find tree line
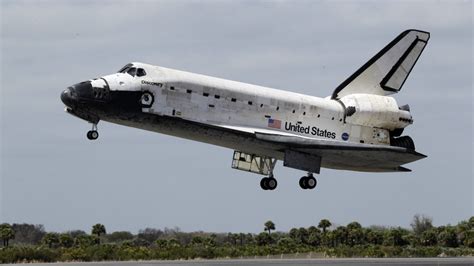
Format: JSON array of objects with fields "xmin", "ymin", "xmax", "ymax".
[{"xmin": 0, "ymin": 215, "xmax": 473, "ymax": 263}]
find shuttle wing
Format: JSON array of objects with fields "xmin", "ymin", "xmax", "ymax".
[
  {"xmin": 211, "ymin": 123, "xmax": 426, "ymax": 172},
  {"xmin": 255, "ymin": 132, "xmax": 426, "ymax": 172},
  {"xmin": 331, "ymin": 29, "xmax": 430, "ymax": 99}
]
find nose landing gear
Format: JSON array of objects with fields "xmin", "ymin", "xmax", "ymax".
[{"xmin": 87, "ymin": 123, "xmax": 99, "ymax": 140}]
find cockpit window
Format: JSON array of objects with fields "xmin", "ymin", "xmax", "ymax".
[
  {"xmin": 118, "ymin": 64, "xmax": 146, "ymax": 77},
  {"xmin": 137, "ymin": 68, "xmax": 147, "ymax": 77},
  {"xmin": 127, "ymin": 67, "xmax": 137, "ymax": 76},
  {"xmin": 118, "ymin": 63, "xmax": 133, "ymax": 73}
]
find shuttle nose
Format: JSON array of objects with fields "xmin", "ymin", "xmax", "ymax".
[{"xmin": 61, "ymin": 87, "xmax": 75, "ymax": 107}]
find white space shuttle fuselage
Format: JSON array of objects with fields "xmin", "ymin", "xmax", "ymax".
[
  {"xmin": 103, "ymin": 63, "xmax": 410, "ymax": 147},
  {"xmin": 61, "ymin": 29, "xmax": 429, "ymax": 190}
]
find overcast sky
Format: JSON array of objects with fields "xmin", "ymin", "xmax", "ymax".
[{"xmin": 1, "ymin": 1, "xmax": 472, "ymax": 234}]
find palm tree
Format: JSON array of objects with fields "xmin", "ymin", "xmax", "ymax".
[
  {"xmin": 59, "ymin": 233, "xmax": 74, "ymax": 248},
  {"xmin": 74, "ymin": 234, "xmax": 96, "ymax": 247},
  {"xmin": 91, "ymin": 224, "xmax": 106, "ymax": 244},
  {"xmin": 318, "ymin": 219, "xmax": 332, "ymax": 234},
  {"xmin": 0, "ymin": 223, "xmax": 15, "ymax": 247},
  {"xmin": 227, "ymin": 233, "xmax": 238, "ymax": 245},
  {"xmin": 42, "ymin": 233, "xmax": 59, "ymax": 248},
  {"xmin": 239, "ymin": 233, "xmax": 245, "ymax": 246},
  {"xmin": 264, "ymin": 220, "xmax": 275, "ymax": 235},
  {"xmin": 410, "ymin": 214, "xmax": 433, "ymax": 236},
  {"xmin": 332, "ymin": 226, "xmax": 348, "ymax": 246}
]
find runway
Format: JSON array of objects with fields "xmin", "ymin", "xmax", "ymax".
[{"xmin": 10, "ymin": 257, "xmax": 473, "ymax": 266}]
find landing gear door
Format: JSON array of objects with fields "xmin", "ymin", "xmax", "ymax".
[{"xmin": 231, "ymin": 151, "xmax": 276, "ymax": 176}]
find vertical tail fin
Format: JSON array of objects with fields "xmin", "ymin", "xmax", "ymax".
[{"xmin": 331, "ymin": 29, "xmax": 430, "ymax": 99}]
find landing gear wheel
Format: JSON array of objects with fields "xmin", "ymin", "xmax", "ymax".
[
  {"xmin": 260, "ymin": 178, "xmax": 269, "ymax": 190},
  {"xmin": 86, "ymin": 123, "xmax": 99, "ymax": 140},
  {"xmin": 267, "ymin": 177, "xmax": 277, "ymax": 190},
  {"xmin": 299, "ymin": 176, "xmax": 308, "ymax": 189},
  {"xmin": 306, "ymin": 176, "xmax": 317, "ymax": 189},
  {"xmin": 299, "ymin": 174, "xmax": 317, "ymax": 190},
  {"xmin": 87, "ymin": 130, "xmax": 99, "ymax": 140},
  {"xmin": 260, "ymin": 177, "xmax": 277, "ymax": 190}
]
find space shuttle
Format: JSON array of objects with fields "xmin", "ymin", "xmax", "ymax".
[{"xmin": 61, "ymin": 29, "xmax": 430, "ymax": 190}]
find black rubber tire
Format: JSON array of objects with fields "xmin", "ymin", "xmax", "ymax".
[
  {"xmin": 299, "ymin": 177, "xmax": 308, "ymax": 189},
  {"xmin": 267, "ymin": 177, "xmax": 277, "ymax": 190},
  {"xmin": 306, "ymin": 176, "xmax": 317, "ymax": 189},
  {"xmin": 260, "ymin": 178, "xmax": 269, "ymax": 190},
  {"xmin": 86, "ymin": 131, "xmax": 93, "ymax": 140}
]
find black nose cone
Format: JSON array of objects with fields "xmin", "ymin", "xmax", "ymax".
[{"xmin": 61, "ymin": 87, "xmax": 75, "ymax": 107}]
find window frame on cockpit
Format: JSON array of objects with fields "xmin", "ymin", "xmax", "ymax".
[
  {"xmin": 118, "ymin": 64, "xmax": 147, "ymax": 77},
  {"xmin": 118, "ymin": 63, "xmax": 133, "ymax": 73}
]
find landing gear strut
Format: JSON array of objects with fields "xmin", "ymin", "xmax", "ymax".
[
  {"xmin": 299, "ymin": 173, "xmax": 317, "ymax": 190},
  {"xmin": 229, "ymin": 151, "xmax": 280, "ymax": 191},
  {"xmin": 260, "ymin": 158, "xmax": 278, "ymax": 191},
  {"xmin": 87, "ymin": 123, "xmax": 99, "ymax": 140}
]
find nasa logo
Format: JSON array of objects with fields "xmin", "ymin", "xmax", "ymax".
[{"xmin": 342, "ymin": 132, "xmax": 349, "ymax": 141}]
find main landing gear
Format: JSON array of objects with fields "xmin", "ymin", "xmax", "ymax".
[
  {"xmin": 259, "ymin": 173, "xmax": 317, "ymax": 190},
  {"xmin": 299, "ymin": 173, "xmax": 317, "ymax": 189},
  {"xmin": 86, "ymin": 123, "xmax": 99, "ymax": 140},
  {"xmin": 260, "ymin": 175, "xmax": 278, "ymax": 191},
  {"xmin": 257, "ymin": 164, "xmax": 318, "ymax": 191},
  {"xmin": 230, "ymin": 151, "xmax": 319, "ymax": 191}
]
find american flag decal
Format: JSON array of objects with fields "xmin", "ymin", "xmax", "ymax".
[{"xmin": 268, "ymin": 118, "xmax": 281, "ymax": 129}]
